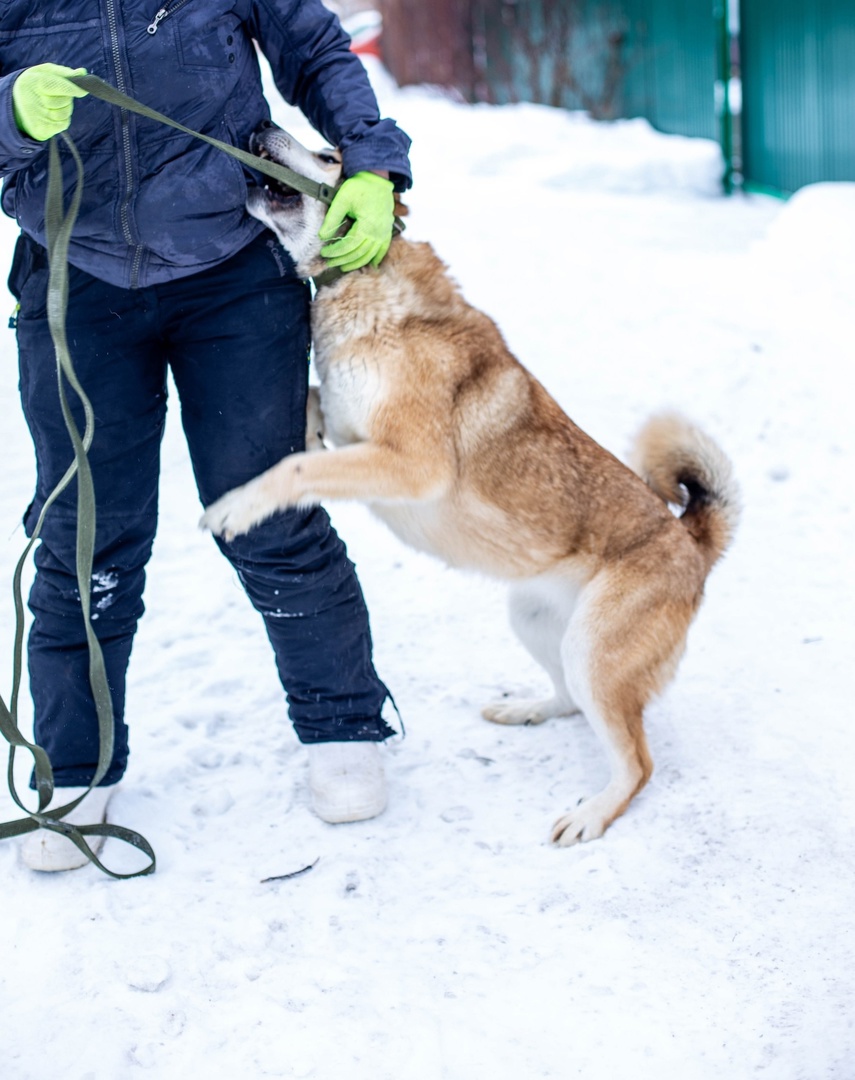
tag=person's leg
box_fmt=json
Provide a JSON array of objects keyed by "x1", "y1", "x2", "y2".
[
  {"x1": 162, "y1": 233, "x2": 394, "y2": 746},
  {"x1": 13, "y1": 235, "x2": 167, "y2": 789}
]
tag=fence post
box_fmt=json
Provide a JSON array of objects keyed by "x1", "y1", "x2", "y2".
[{"x1": 714, "y1": 0, "x2": 734, "y2": 193}]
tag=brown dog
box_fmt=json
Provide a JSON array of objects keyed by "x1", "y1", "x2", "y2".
[{"x1": 201, "y1": 124, "x2": 741, "y2": 844}]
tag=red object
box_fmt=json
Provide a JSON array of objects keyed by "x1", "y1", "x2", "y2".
[{"x1": 344, "y1": 11, "x2": 383, "y2": 59}]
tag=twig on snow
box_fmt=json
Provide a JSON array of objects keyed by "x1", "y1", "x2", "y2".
[{"x1": 260, "y1": 857, "x2": 319, "y2": 884}]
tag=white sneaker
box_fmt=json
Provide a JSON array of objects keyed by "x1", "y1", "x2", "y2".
[
  {"x1": 308, "y1": 742, "x2": 387, "y2": 824},
  {"x1": 21, "y1": 785, "x2": 116, "y2": 872}
]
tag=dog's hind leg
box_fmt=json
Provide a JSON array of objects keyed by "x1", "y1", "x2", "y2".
[
  {"x1": 482, "y1": 581, "x2": 581, "y2": 726},
  {"x1": 550, "y1": 567, "x2": 690, "y2": 844},
  {"x1": 305, "y1": 386, "x2": 326, "y2": 453}
]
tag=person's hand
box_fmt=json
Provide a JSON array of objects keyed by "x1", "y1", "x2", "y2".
[
  {"x1": 12, "y1": 63, "x2": 88, "y2": 142},
  {"x1": 319, "y1": 171, "x2": 395, "y2": 272}
]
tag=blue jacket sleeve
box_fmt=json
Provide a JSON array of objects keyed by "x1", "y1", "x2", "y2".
[
  {"x1": 248, "y1": 0, "x2": 412, "y2": 190},
  {"x1": 0, "y1": 70, "x2": 47, "y2": 175}
]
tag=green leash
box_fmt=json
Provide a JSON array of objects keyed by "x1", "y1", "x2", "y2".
[
  {"x1": 69, "y1": 74, "x2": 340, "y2": 206},
  {"x1": 0, "y1": 134, "x2": 155, "y2": 878},
  {"x1": 0, "y1": 77, "x2": 341, "y2": 879}
]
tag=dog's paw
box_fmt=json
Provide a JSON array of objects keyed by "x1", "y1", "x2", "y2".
[
  {"x1": 481, "y1": 696, "x2": 576, "y2": 726},
  {"x1": 200, "y1": 479, "x2": 271, "y2": 541},
  {"x1": 550, "y1": 796, "x2": 611, "y2": 846}
]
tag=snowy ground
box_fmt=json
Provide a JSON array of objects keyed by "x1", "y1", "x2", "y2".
[{"x1": 1, "y1": 59, "x2": 853, "y2": 1079}]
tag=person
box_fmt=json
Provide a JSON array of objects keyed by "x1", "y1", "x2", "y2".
[{"x1": 0, "y1": 1, "x2": 412, "y2": 872}]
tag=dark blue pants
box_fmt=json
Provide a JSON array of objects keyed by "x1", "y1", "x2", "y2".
[{"x1": 10, "y1": 231, "x2": 393, "y2": 788}]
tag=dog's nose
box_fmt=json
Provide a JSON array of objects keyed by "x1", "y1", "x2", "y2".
[{"x1": 257, "y1": 119, "x2": 275, "y2": 131}]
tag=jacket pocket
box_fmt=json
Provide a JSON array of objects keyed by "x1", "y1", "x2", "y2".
[
  {"x1": 0, "y1": 14, "x2": 103, "y2": 82},
  {"x1": 176, "y1": 8, "x2": 242, "y2": 70}
]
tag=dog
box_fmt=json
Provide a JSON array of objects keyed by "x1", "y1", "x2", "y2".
[{"x1": 201, "y1": 123, "x2": 741, "y2": 845}]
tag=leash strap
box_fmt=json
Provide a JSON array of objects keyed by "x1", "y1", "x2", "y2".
[
  {"x1": 69, "y1": 74, "x2": 339, "y2": 206},
  {"x1": 0, "y1": 134, "x2": 155, "y2": 878}
]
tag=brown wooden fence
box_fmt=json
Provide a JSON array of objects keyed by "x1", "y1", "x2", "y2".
[{"x1": 379, "y1": 0, "x2": 478, "y2": 97}]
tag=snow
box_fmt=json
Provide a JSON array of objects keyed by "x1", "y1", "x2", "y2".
[{"x1": 2, "y1": 57, "x2": 853, "y2": 1079}]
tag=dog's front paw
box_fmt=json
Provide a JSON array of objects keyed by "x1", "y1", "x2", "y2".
[{"x1": 200, "y1": 478, "x2": 272, "y2": 541}]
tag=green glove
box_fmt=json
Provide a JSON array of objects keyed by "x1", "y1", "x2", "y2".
[
  {"x1": 12, "y1": 63, "x2": 88, "y2": 142},
  {"x1": 319, "y1": 171, "x2": 395, "y2": 272}
]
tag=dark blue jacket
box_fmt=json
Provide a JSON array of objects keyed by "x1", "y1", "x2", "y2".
[{"x1": 0, "y1": 0, "x2": 412, "y2": 288}]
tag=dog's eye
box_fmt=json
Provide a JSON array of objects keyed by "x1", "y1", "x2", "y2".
[{"x1": 317, "y1": 154, "x2": 338, "y2": 165}]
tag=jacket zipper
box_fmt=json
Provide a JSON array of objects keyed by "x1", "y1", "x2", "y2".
[
  {"x1": 147, "y1": 0, "x2": 195, "y2": 34},
  {"x1": 105, "y1": 0, "x2": 142, "y2": 287}
]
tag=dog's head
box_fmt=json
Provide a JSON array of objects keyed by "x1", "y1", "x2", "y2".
[{"x1": 246, "y1": 121, "x2": 343, "y2": 275}]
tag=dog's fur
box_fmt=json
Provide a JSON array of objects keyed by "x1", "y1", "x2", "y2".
[{"x1": 201, "y1": 125, "x2": 741, "y2": 844}]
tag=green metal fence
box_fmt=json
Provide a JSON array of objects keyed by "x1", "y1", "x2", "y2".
[
  {"x1": 471, "y1": 0, "x2": 717, "y2": 138},
  {"x1": 740, "y1": 0, "x2": 855, "y2": 194},
  {"x1": 623, "y1": 0, "x2": 719, "y2": 138}
]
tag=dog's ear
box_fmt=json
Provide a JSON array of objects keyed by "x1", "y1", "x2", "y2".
[{"x1": 393, "y1": 194, "x2": 410, "y2": 218}]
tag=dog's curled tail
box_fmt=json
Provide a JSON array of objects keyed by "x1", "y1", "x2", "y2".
[{"x1": 631, "y1": 412, "x2": 741, "y2": 568}]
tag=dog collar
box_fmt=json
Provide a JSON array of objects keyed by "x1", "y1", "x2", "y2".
[{"x1": 312, "y1": 266, "x2": 344, "y2": 290}]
